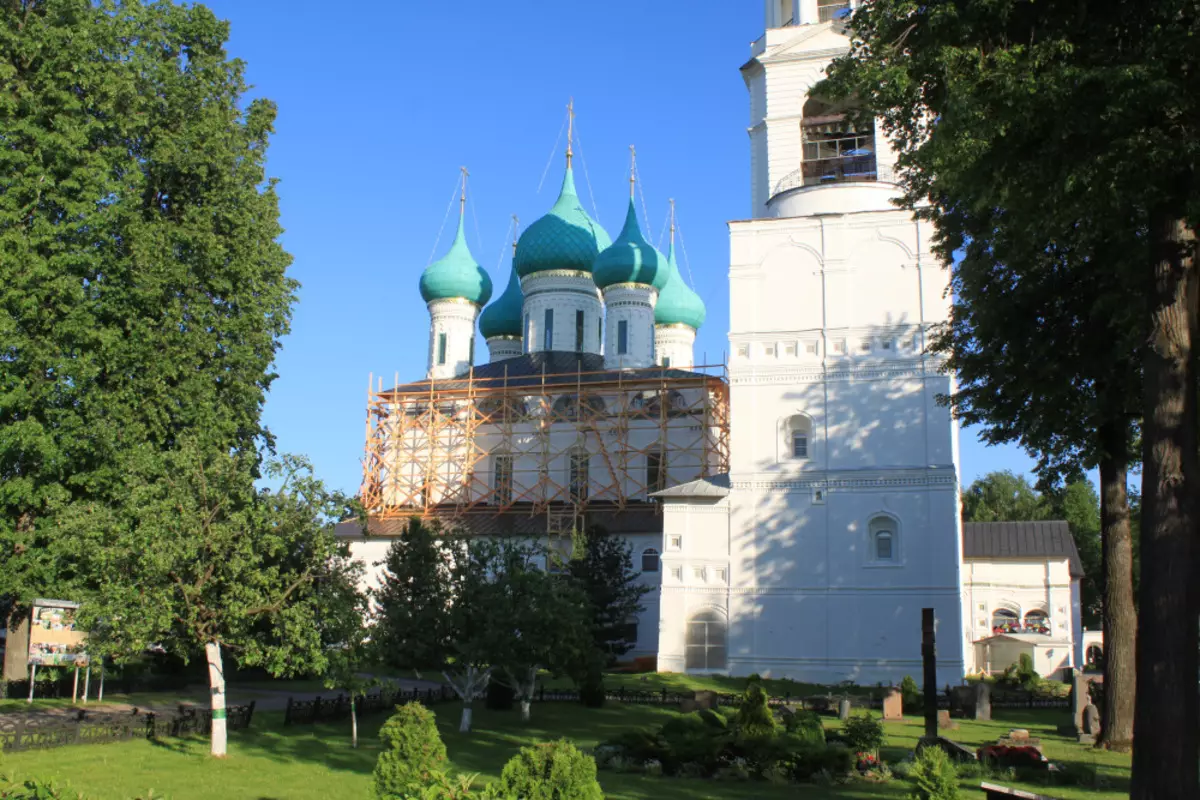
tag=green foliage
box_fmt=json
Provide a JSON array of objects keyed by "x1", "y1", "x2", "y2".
[
  {"x1": 909, "y1": 746, "x2": 960, "y2": 800},
  {"x1": 372, "y1": 703, "x2": 449, "y2": 799},
  {"x1": 840, "y1": 712, "x2": 884, "y2": 754},
  {"x1": 781, "y1": 708, "x2": 825, "y2": 745},
  {"x1": 900, "y1": 675, "x2": 921, "y2": 711},
  {"x1": 697, "y1": 708, "x2": 727, "y2": 730},
  {"x1": 486, "y1": 678, "x2": 516, "y2": 711},
  {"x1": 373, "y1": 519, "x2": 454, "y2": 674},
  {"x1": 788, "y1": 743, "x2": 855, "y2": 782},
  {"x1": 733, "y1": 682, "x2": 778, "y2": 737},
  {"x1": 1000, "y1": 653, "x2": 1041, "y2": 690},
  {"x1": 495, "y1": 740, "x2": 603, "y2": 800},
  {"x1": 0, "y1": 0, "x2": 296, "y2": 611},
  {"x1": 566, "y1": 530, "x2": 650, "y2": 665}
]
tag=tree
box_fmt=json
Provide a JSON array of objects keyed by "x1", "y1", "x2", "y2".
[
  {"x1": 371, "y1": 518, "x2": 454, "y2": 679},
  {"x1": 489, "y1": 543, "x2": 591, "y2": 722},
  {"x1": 73, "y1": 445, "x2": 358, "y2": 757},
  {"x1": 817, "y1": 0, "x2": 1192, "y2": 767},
  {"x1": 960, "y1": 472, "x2": 1050, "y2": 524},
  {"x1": 566, "y1": 530, "x2": 650, "y2": 665},
  {"x1": 319, "y1": 577, "x2": 372, "y2": 749},
  {"x1": 0, "y1": 0, "x2": 294, "y2": 649}
]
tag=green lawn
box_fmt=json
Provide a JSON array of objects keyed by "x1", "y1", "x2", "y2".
[
  {"x1": 1, "y1": 697, "x2": 1129, "y2": 799},
  {"x1": 539, "y1": 670, "x2": 868, "y2": 698}
]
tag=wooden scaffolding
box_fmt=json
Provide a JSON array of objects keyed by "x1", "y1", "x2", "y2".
[{"x1": 360, "y1": 362, "x2": 730, "y2": 523}]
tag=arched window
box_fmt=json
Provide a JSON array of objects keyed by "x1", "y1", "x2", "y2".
[
  {"x1": 1023, "y1": 609, "x2": 1050, "y2": 635},
  {"x1": 641, "y1": 548, "x2": 660, "y2": 573},
  {"x1": 783, "y1": 414, "x2": 812, "y2": 461},
  {"x1": 569, "y1": 447, "x2": 589, "y2": 502},
  {"x1": 868, "y1": 515, "x2": 898, "y2": 562},
  {"x1": 1085, "y1": 645, "x2": 1104, "y2": 668},
  {"x1": 685, "y1": 610, "x2": 727, "y2": 671},
  {"x1": 492, "y1": 453, "x2": 512, "y2": 506},
  {"x1": 991, "y1": 607, "x2": 1020, "y2": 634}
]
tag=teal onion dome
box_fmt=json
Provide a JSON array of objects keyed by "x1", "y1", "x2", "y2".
[
  {"x1": 479, "y1": 260, "x2": 523, "y2": 339},
  {"x1": 419, "y1": 213, "x2": 493, "y2": 306},
  {"x1": 593, "y1": 200, "x2": 668, "y2": 290},
  {"x1": 514, "y1": 166, "x2": 611, "y2": 277},
  {"x1": 654, "y1": 239, "x2": 706, "y2": 330}
]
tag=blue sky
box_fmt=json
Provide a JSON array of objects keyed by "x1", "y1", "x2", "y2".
[{"x1": 203, "y1": 0, "x2": 1042, "y2": 496}]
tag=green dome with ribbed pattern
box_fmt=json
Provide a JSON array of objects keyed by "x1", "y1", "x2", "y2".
[
  {"x1": 593, "y1": 200, "x2": 668, "y2": 290},
  {"x1": 479, "y1": 259, "x2": 523, "y2": 339},
  {"x1": 419, "y1": 213, "x2": 493, "y2": 306},
  {"x1": 514, "y1": 166, "x2": 611, "y2": 277},
  {"x1": 654, "y1": 239, "x2": 706, "y2": 330}
]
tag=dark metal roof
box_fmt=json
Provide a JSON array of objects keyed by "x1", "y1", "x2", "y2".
[
  {"x1": 336, "y1": 506, "x2": 663, "y2": 539},
  {"x1": 388, "y1": 351, "x2": 717, "y2": 393},
  {"x1": 962, "y1": 520, "x2": 1084, "y2": 579}
]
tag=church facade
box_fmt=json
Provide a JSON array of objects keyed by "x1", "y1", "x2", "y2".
[{"x1": 340, "y1": 0, "x2": 1083, "y2": 686}]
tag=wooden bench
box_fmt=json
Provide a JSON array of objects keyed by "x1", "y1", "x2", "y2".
[{"x1": 981, "y1": 783, "x2": 1062, "y2": 800}]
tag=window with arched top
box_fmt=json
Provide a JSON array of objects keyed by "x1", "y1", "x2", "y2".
[
  {"x1": 685, "y1": 610, "x2": 727, "y2": 671},
  {"x1": 568, "y1": 447, "x2": 589, "y2": 502},
  {"x1": 868, "y1": 515, "x2": 898, "y2": 563},
  {"x1": 783, "y1": 414, "x2": 813, "y2": 461},
  {"x1": 641, "y1": 548, "x2": 660, "y2": 573},
  {"x1": 1023, "y1": 609, "x2": 1050, "y2": 635},
  {"x1": 991, "y1": 607, "x2": 1020, "y2": 634}
]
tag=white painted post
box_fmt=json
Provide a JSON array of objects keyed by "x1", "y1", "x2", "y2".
[
  {"x1": 83, "y1": 665, "x2": 91, "y2": 703},
  {"x1": 27, "y1": 663, "x2": 36, "y2": 703},
  {"x1": 72, "y1": 667, "x2": 79, "y2": 703},
  {"x1": 205, "y1": 641, "x2": 228, "y2": 757}
]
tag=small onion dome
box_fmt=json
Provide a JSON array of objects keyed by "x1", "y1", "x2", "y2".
[
  {"x1": 419, "y1": 213, "x2": 493, "y2": 306},
  {"x1": 654, "y1": 238, "x2": 706, "y2": 330},
  {"x1": 479, "y1": 259, "x2": 523, "y2": 339},
  {"x1": 593, "y1": 200, "x2": 668, "y2": 290},
  {"x1": 515, "y1": 166, "x2": 611, "y2": 277}
]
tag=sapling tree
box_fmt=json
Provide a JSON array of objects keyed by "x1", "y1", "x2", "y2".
[{"x1": 75, "y1": 444, "x2": 358, "y2": 757}]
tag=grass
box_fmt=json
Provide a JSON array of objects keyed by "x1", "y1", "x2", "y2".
[
  {"x1": 0, "y1": 678, "x2": 1130, "y2": 800},
  {"x1": 539, "y1": 670, "x2": 867, "y2": 699}
]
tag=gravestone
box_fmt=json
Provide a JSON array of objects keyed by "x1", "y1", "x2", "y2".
[
  {"x1": 838, "y1": 697, "x2": 851, "y2": 720},
  {"x1": 1081, "y1": 703, "x2": 1100, "y2": 742},
  {"x1": 881, "y1": 687, "x2": 903, "y2": 720},
  {"x1": 973, "y1": 681, "x2": 992, "y2": 721},
  {"x1": 693, "y1": 690, "x2": 717, "y2": 710},
  {"x1": 937, "y1": 709, "x2": 959, "y2": 730}
]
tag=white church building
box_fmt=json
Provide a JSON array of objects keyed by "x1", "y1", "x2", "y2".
[{"x1": 339, "y1": 0, "x2": 1086, "y2": 687}]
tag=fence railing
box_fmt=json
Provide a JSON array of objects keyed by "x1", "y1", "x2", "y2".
[
  {"x1": 284, "y1": 686, "x2": 456, "y2": 726},
  {"x1": 0, "y1": 703, "x2": 255, "y2": 753}
]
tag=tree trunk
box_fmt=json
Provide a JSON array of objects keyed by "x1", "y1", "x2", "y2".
[
  {"x1": 1131, "y1": 214, "x2": 1199, "y2": 799},
  {"x1": 205, "y1": 641, "x2": 228, "y2": 758},
  {"x1": 459, "y1": 703, "x2": 473, "y2": 733},
  {"x1": 351, "y1": 697, "x2": 358, "y2": 749},
  {"x1": 1095, "y1": 438, "x2": 1136, "y2": 751}
]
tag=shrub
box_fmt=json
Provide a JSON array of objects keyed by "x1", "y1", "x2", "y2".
[
  {"x1": 496, "y1": 739, "x2": 604, "y2": 800},
  {"x1": 782, "y1": 707, "x2": 825, "y2": 745},
  {"x1": 900, "y1": 675, "x2": 921, "y2": 710},
  {"x1": 578, "y1": 667, "x2": 606, "y2": 709},
  {"x1": 372, "y1": 703, "x2": 448, "y2": 799},
  {"x1": 789, "y1": 742, "x2": 854, "y2": 781},
  {"x1": 840, "y1": 711, "x2": 885, "y2": 754},
  {"x1": 909, "y1": 745, "x2": 960, "y2": 800},
  {"x1": 486, "y1": 678, "x2": 516, "y2": 711},
  {"x1": 733, "y1": 682, "x2": 778, "y2": 736},
  {"x1": 697, "y1": 708, "x2": 727, "y2": 729}
]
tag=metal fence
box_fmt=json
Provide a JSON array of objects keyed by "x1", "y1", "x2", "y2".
[
  {"x1": 284, "y1": 686, "x2": 457, "y2": 725},
  {"x1": 0, "y1": 703, "x2": 256, "y2": 753}
]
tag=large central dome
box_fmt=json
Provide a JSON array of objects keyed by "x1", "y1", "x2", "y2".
[{"x1": 514, "y1": 166, "x2": 611, "y2": 277}]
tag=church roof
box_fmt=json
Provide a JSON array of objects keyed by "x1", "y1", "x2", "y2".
[
  {"x1": 962, "y1": 520, "x2": 1083, "y2": 579},
  {"x1": 514, "y1": 166, "x2": 611, "y2": 278},
  {"x1": 419, "y1": 211, "x2": 493, "y2": 306},
  {"x1": 654, "y1": 238, "x2": 706, "y2": 329},
  {"x1": 651, "y1": 473, "x2": 730, "y2": 499},
  {"x1": 478, "y1": 258, "x2": 523, "y2": 339},
  {"x1": 593, "y1": 200, "x2": 668, "y2": 290},
  {"x1": 387, "y1": 351, "x2": 715, "y2": 392}
]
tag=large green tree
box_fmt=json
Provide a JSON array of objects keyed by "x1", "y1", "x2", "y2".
[
  {"x1": 820, "y1": 1, "x2": 1197, "y2": 775},
  {"x1": 0, "y1": 0, "x2": 295, "y2": 610}
]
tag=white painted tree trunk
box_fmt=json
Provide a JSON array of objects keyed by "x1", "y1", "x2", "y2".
[
  {"x1": 444, "y1": 666, "x2": 489, "y2": 734},
  {"x1": 506, "y1": 665, "x2": 539, "y2": 723},
  {"x1": 520, "y1": 699, "x2": 531, "y2": 721},
  {"x1": 351, "y1": 697, "x2": 358, "y2": 749},
  {"x1": 459, "y1": 705, "x2": 473, "y2": 733},
  {"x1": 205, "y1": 641, "x2": 228, "y2": 758}
]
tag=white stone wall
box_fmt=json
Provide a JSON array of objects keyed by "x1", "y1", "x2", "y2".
[
  {"x1": 602, "y1": 284, "x2": 657, "y2": 369},
  {"x1": 520, "y1": 272, "x2": 603, "y2": 355},
  {"x1": 486, "y1": 336, "x2": 522, "y2": 362},
  {"x1": 426, "y1": 299, "x2": 480, "y2": 380},
  {"x1": 655, "y1": 324, "x2": 697, "y2": 369},
  {"x1": 961, "y1": 558, "x2": 1077, "y2": 672}
]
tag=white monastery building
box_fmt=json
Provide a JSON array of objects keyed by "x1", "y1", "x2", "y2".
[{"x1": 339, "y1": 0, "x2": 1087, "y2": 686}]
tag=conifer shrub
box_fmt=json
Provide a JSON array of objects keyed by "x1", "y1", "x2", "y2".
[
  {"x1": 782, "y1": 707, "x2": 826, "y2": 745},
  {"x1": 734, "y1": 682, "x2": 778, "y2": 736},
  {"x1": 900, "y1": 675, "x2": 921, "y2": 710},
  {"x1": 496, "y1": 740, "x2": 604, "y2": 800},
  {"x1": 909, "y1": 745, "x2": 960, "y2": 800},
  {"x1": 372, "y1": 702, "x2": 448, "y2": 799}
]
